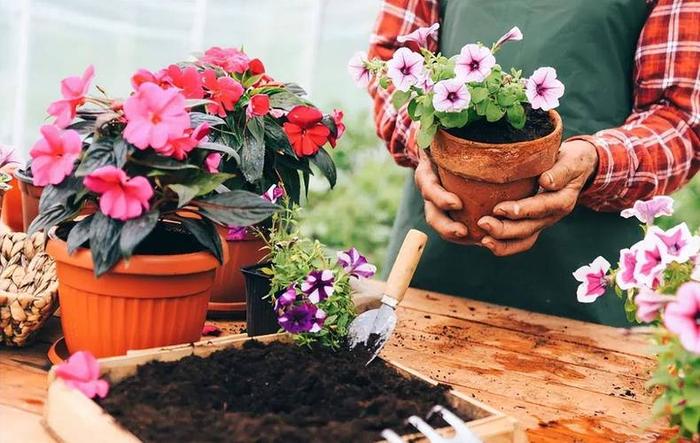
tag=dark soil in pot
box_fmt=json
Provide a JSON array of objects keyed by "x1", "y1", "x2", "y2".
[
  {"x1": 447, "y1": 106, "x2": 554, "y2": 143},
  {"x1": 99, "y1": 340, "x2": 464, "y2": 443}
]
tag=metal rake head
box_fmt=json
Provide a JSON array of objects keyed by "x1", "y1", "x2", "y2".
[{"x1": 380, "y1": 405, "x2": 482, "y2": 443}]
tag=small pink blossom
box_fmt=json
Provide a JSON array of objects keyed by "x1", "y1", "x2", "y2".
[
  {"x1": 620, "y1": 196, "x2": 674, "y2": 225},
  {"x1": 83, "y1": 166, "x2": 153, "y2": 221},
  {"x1": 29, "y1": 125, "x2": 82, "y2": 186},
  {"x1": 573, "y1": 256, "x2": 611, "y2": 303},
  {"x1": 123, "y1": 83, "x2": 190, "y2": 150},
  {"x1": 226, "y1": 226, "x2": 247, "y2": 241},
  {"x1": 432, "y1": 79, "x2": 471, "y2": 113},
  {"x1": 199, "y1": 46, "x2": 250, "y2": 74},
  {"x1": 162, "y1": 64, "x2": 205, "y2": 100},
  {"x1": 130, "y1": 68, "x2": 168, "y2": 90},
  {"x1": 386, "y1": 47, "x2": 424, "y2": 92},
  {"x1": 336, "y1": 247, "x2": 376, "y2": 279},
  {"x1": 158, "y1": 123, "x2": 209, "y2": 160},
  {"x1": 347, "y1": 51, "x2": 371, "y2": 88},
  {"x1": 454, "y1": 44, "x2": 495, "y2": 83},
  {"x1": 55, "y1": 351, "x2": 109, "y2": 399},
  {"x1": 634, "y1": 236, "x2": 667, "y2": 288},
  {"x1": 648, "y1": 223, "x2": 700, "y2": 265},
  {"x1": 397, "y1": 23, "x2": 440, "y2": 49},
  {"x1": 262, "y1": 184, "x2": 284, "y2": 204},
  {"x1": 616, "y1": 243, "x2": 642, "y2": 290},
  {"x1": 635, "y1": 287, "x2": 672, "y2": 323},
  {"x1": 47, "y1": 65, "x2": 95, "y2": 128},
  {"x1": 201, "y1": 324, "x2": 221, "y2": 336},
  {"x1": 526, "y1": 67, "x2": 565, "y2": 111},
  {"x1": 204, "y1": 152, "x2": 222, "y2": 173},
  {"x1": 664, "y1": 282, "x2": 700, "y2": 354},
  {"x1": 493, "y1": 26, "x2": 523, "y2": 50}
]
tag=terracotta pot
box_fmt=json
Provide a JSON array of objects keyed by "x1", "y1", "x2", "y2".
[
  {"x1": 1, "y1": 176, "x2": 23, "y2": 232},
  {"x1": 46, "y1": 236, "x2": 220, "y2": 358},
  {"x1": 431, "y1": 110, "x2": 563, "y2": 242},
  {"x1": 209, "y1": 234, "x2": 267, "y2": 316},
  {"x1": 14, "y1": 169, "x2": 42, "y2": 232},
  {"x1": 241, "y1": 262, "x2": 280, "y2": 337}
]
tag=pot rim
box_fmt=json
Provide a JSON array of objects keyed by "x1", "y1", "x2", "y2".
[
  {"x1": 436, "y1": 109, "x2": 562, "y2": 149},
  {"x1": 13, "y1": 168, "x2": 33, "y2": 184}
]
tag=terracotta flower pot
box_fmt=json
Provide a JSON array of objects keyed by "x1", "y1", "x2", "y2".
[
  {"x1": 46, "y1": 236, "x2": 220, "y2": 358},
  {"x1": 431, "y1": 110, "x2": 563, "y2": 241},
  {"x1": 1, "y1": 176, "x2": 24, "y2": 232},
  {"x1": 14, "y1": 169, "x2": 42, "y2": 232},
  {"x1": 209, "y1": 234, "x2": 267, "y2": 316}
]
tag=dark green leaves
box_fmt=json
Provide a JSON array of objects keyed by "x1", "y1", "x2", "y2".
[
  {"x1": 75, "y1": 140, "x2": 116, "y2": 176},
  {"x1": 168, "y1": 172, "x2": 234, "y2": 207},
  {"x1": 89, "y1": 211, "x2": 123, "y2": 277},
  {"x1": 29, "y1": 177, "x2": 83, "y2": 235},
  {"x1": 192, "y1": 190, "x2": 278, "y2": 226},
  {"x1": 119, "y1": 210, "x2": 158, "y2": 259},
  {"x1": 189, "y1": 112, "x2": 226, "y2": 128},
  {"x1": 176, "y1": 216, "x2": 224, "y2": 263},
  {"x1": 310, "y1": 148, "x2": 337, "y2": 188},
  {"x1": 135, "y1": 153, "x2": 198, "y2": 171},
  {"x1": 268, "y1": 90, "x2": 305, "y2": 111},
  {"x1": 66, "y1": 216, "x2": 93, "y2": 254},
  {"x1": 240, "y1": 117, "x2": 265, "y2": 182}
]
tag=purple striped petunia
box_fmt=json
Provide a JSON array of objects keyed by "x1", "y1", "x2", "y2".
[
  {"x1": 277, "y1": 303, "x2": 326, "y2": 334},
  {"x1": 301, "y1": 269, "x2": 335, "y2": 303},
  {"x1": 336, "y1": 247, "x2": 376, "y2": 279},
  {"x1": 274, "y1": 285, "x2": 298, "y2": 311}
]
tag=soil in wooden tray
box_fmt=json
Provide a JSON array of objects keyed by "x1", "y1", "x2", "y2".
[
  {"x1": 447, "y1": 105, "x2": 554, "y2": 143},
  {"x1": 99, "y1": 340, "x2": 465, "y2": 443}
]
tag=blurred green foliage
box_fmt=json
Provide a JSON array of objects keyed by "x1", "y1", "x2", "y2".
[{"x1": 657, "y1": 176, "x2": 700, "y2": 231}]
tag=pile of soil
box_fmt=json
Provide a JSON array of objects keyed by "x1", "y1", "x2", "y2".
[
  {"x1": 99, "y1": 340, "x2": 462, "y2": 443},
  {"x1": 447, "y1": 106, "x2": 554, "y2": 143}
]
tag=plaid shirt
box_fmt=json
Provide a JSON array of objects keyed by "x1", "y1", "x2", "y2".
[{"x1": 368, "y1": 0, "x2": 700, "y2": 211}]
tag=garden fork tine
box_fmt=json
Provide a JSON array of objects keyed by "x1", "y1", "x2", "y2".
[{"x1": 381, "y1": 405, "x2": 482, "y2": 443}]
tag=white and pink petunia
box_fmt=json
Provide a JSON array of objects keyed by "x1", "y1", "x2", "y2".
[
  {"x1": 493, "y1": 26, "x2": 523, "y2": 50},
  {"x1": 616, "y1": 241, "x2": 645, "y2": 290},
  {"x1": 397, "y1": 23, "x2": 440, "y2": 49},
  {"x1": 664, "y1": 282, "x2": 700, "y2": 354},
  {"x1": 634, "y1": 236, "x2": 668, "y2": 288},
  {"x1": 620, "y1": 196, "x2": 674, "y2": 225},
  {"x1": 525, "y1": 67, "x2": 565, "y2": 111},
  {"x1": 386, "y1": 47, "x2": 425, "y2": 91},
  {"x1": 648, "y1": 223, "x2": 700, "y2": 265},
  {"x1": 454, "y1": 44, "x2": 496, "y2": 83},
  {"x1": 432, "y1": 79, "x2": 471, "y2": 113},
  {"x1": 635, "y1": 287, "x2": 672, "y2": 323},
  {"x1": 347, "y1": 51, "x2": 371, "y2": 88},
  {"x1": 336, "y1": 247, "x2": 377, "y2": 279},
  {"x1": 573, "y1": 256, "x2": 611, "y2": 303}
]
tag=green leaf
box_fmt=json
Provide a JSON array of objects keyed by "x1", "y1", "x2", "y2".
[
  {"x1": 119, "y1": 210, "x2": 158, "y2": 259},
  {"x1": 497, "y1": 90, "x2": 517, "y2": 107},
  {"x1": 113, "y1": 137, "x2": 129, "y2": 168},
  {"x1": 485, "y1": 101, "x2": 505, "y2": 122},
  {"x1": 177, "y1": 217, "x2": 224, "y2": 263},
  {"x1": 379, "y1": 77, "x2": 389, "y2": 89},
  {"x1": 189, "y1": 112, "x2": 226, "y2": 127},
  {"x1": 283, "y1": 82, "x2": 307, "y2": 96},
  {"x1": 407, "y1": 99, "x2": 419, "y2": 120},
  {"x1": 391, "y1": 90, "x2": 411, "y2": 109},
  {"x1": 66, "y1": 215, "x2": 93, "y2": 254},
  {"x1": 75, "y1": 139, "x2": 116, "y2": 176},
  {"x1": 436, "y1": 110, "x2": 469, "y2": 129},
  {"x1": 169, "y1": 183, "x2": 200, "y2": 208},
  {"x1": 420, "y1": 109, "x2": 434, "y2": 129},
  {"x1": 474, "y1": 100, "x2": 488, "y2": 116},
  {"x1": 309, "y1": 148, "x2": 337, "y2": 188},
  {"x1": 470, "y1": 87, "x2": 489, "y2": 104},
  {"x1": 197, "y1": 141, "x2": 239, "y2": 161},
  {"x1": 506, "y1": 104, "x2": 526, "y2": 129},
  {"x1": 240, "y1": 117, "x2": 266, "y2": 182},
  {"x1": 264, "y1": 117, "x2": 296, "y2": 158},
  {"x1": 39, "y1": 176, "x2": 82, "y2": 213},
  {"x1": 681, "y1": 407, "x2": 700, "y2": 434},
  {"x1": 192, "y1": 190, "x2": 279, "y2": 226},
  {"x1": 416, "y1": 124, "x2": 438, "y2": 149},
  {"x1": 135, "y1": 153, "x2": 199, "y2": 171},
  {"x1": 268, "y1": 90, "x2": 305, "y2": 110},
  {"x1": 89, "y1": 211, "x2": 123, "y2": 277},
  {"x1": 66, "y1": 120, "x2": 96, "y2": 135},
  {"x1": 278, "y1": 166, "x2": 301, "y2": 204}
]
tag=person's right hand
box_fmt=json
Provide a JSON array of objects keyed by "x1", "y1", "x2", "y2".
[{"x1": 414, "y1": 149, "x2": 470, "y2": 243}]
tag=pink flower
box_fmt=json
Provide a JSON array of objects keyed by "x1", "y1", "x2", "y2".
[
  {"x1": 204, "y1": 153, "x2": 222, "y2": 173},
  {"x1": 202, "y1": 70, "x2": 244, "y2": 118},
  {"x1": 347, "y1": 51, "x2": 371, "y2": 88},
  {"x1": 270, "y1": 109, "x2": 287, "y2": 119},
  {"x1": 246, "y1": 94, "x2": 271, "y2": 118},
  {"x1": 634, "y1": 236, "x2": 667, "y2": 288},
  {"x1": 29, "y1": 125, "x2": 82, "y2": 186},
  {"x1": 386, "y1": 47, "x2": 424, "y2": 92},
  {"x1": 397, "y1": 23, "x2": 440, "y2": 49},
  {"x1": 123, "y1": 83, "x2": 190, "y2": 150},
  {"x1": 83, "y1": 166, "x2": 153, "y2": 221},
  {"x1": 454, "y1": 44, "x2": 495, "y2": 83},
  {"x1": 158, "y1": 123, "x2": 209, "y2": 160},
  {"x1": 648, "y1": 223, "x2": 700, "y2": 265},
  {"x1": 226, "y1": 226, "x2": 247, "y2": 241},
  {"x1": 47, "y1": 65, "x2": 95, "y2": 128},
  {"x1": 199, "y1": 46, "x2": 250, "y2": 74},
  {"x1": 526, "y1": 67, "x2": 565, "y2": 111},
  {"x1": 573, "y1": 256, "x2": 611, "y2": 303},
  {"x1": 163, "y1": 64, "x2": 204, "y2": 99},
  {"x1": 432, "y1": 79, "x2": 471, "y2": 112},
  {"x1": 493, "y1": 26, "x2": 523, "y2": 50},
  {"x1": 620, "y1": 196, "x2": 674, "y2": 225},
  {"x1": 130, "y1": 68, "x2": 168, "y2": 90},
  {"x1": 416, "y1": 72, "x2": 435, "y2": 93},
  {"x1": 262, "y1": 184, "x2": 284, "y2": 203},
  {"x1": 635, "y1": 287, "x2": 671, "y2": 323},
  {"x1": 616, "y1": 242, "x2": 644, "y2": 290},
  {"x1": 664, "y1": 282, "x2": 700, "y2": 354},
  {"x1": 55, "y1": 351, "x2": 109, "y2": 399},
  {"x1": 201, "y1": 324, "x2": 221, "y2": 336}
]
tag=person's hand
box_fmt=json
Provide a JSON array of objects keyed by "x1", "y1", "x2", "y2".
[
  {"x1": 414, "y1": 148, "x2": 470, "y2": 243},
  {"x1": 477, "y1": 139, "x2": 599, "y2": 256}
]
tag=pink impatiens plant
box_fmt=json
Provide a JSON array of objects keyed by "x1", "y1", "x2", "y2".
[{"x1": 574, "y1": 196, "x2": 700, "y2": 439}]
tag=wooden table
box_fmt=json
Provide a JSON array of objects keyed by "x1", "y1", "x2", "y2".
[{"x1": 1, "y1": 283, "x2": 673, "y2": 442}]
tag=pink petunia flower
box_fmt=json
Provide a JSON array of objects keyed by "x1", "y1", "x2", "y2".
[
  {"x1": 262, "y1": 184, "x2": 284, "y2": 204},
  {"x1": 158, "y1": 123, "x2": 209, "y2": 160},
  {"x1": 336, "y1": 247, "x2": 376, "y2": 279},
  {"x1": 204, "y1": 152, "x2": 222, "y2": 173},
  {"x1": 634, "y1": 236, "x2": 668, "y2": 288},
  {"x1": 648, "y1": 223, "x2": 700, "y2": 265},
  {"x1": 201, "y1": 70, "x2": 244, "y2": 118},
  {"x1": 620, "y1": 196, "x2": 674, "y2": 225},
  {"x1": 347, "y1": 51, "x2": 371, "y2": 88},
  {"x1": 55, "y1": 351, "x2": 109, "y2": 399},
  {"x1": 225, "y1": 226, "x2": 247, "y2": 241},
  {"x1": 664, "y1": 282, "x2": 700, "y2": 354},
  {"x1": 454, "y1": 44, "x2": 496, "y2": 83},
  {"x1": 163, "y1": 64, "x2": 204, "y2": 100},
  {"x1": 246, "y1": 94, "x2": 271, "y2": 119},
  {"x1": 123, "y1": 83, "x2": 190, "y2": 150},
  {"x1": 416, "y1": 72, "x2": 435, "y2": 93},
  {"x1": 616, "y1": 242, "x2": 644, "y2": 291},
  {"x1": 432, "y1": 78, "x2": 471, "y2": 113},
  {"x1": 199, "y1": 46, "x2": 251, "y2": 74},
  {"x1": 526, "y1": 67, "x2": 565, "y2": 111},
  {"x1": 29, "y1": 125, "x2": 82, "y2": 186},
  {"x1": 493, "y1": 26, "x2": 523, "y2": 50},
  {"x1": 573, "y1": 256, "x2": 611, "y2": 303},
  {"x1": 47, "y1": 65, "x2": 95, "y2": 128},
  {"x1": 386, "y1": 47, "x2": 424, "y2": 92},
  {"x1": 397, "y1": 23, "x2": 440, "y2": 49},
  {"x1": 635, "y1": 287, "x2": 672, "y2": 323},
  {"x1": 83, "y1": 166, "x2": 153, "y2": 221}
]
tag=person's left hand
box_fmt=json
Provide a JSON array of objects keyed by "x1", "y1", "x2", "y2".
[{"x1": 477, "y1": 139, "x2": 599, "y2": 256}]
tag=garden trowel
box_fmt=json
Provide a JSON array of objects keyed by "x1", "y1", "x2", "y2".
[{"x1": 348, "y1": 229, "x2": 428, "y2": 364}]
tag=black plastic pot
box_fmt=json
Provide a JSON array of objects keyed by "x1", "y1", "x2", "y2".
[{"x1": 241, "y1": 262, "x2": 280, "y2": 337}]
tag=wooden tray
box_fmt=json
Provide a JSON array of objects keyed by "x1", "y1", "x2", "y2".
[{"x1": 44, "y1": 334, "x2": 527, "y2": 443}]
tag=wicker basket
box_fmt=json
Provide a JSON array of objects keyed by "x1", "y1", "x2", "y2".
[{"x1": 0, "y1": 232, "x2": 59, "y2": 346}]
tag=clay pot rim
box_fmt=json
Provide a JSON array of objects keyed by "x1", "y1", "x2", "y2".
[
  {"x1": 13, "y1": 168, "x2": 33, "y2": 184},
  {"x1": 436, "y1": 109, "x2": 562, "y2": 150}
]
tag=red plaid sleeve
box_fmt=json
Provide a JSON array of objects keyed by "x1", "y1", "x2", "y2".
[
  {"x1": 576, "y1": 0, "x2": 700, "y2": 211},
  {"x1": 367, "y1": 0, "x2": 440, "y2": 167}
]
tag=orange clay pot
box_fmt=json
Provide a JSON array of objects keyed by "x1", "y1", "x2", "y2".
[
  {"x1": 431, "y1": 110, "x2": 563, "y2": 242},
  {"x1": 15, "y1": 170, "x2": 43, "y2": 232},
  {"x1": 46, "y1": 236, "x2": 221, "y2": 358},
  {"x1": 209, "y1": 231, "x2": 267, "y2": 316},
  {"x1": 1, "y1": 174, "x2": 23, "y2": 231}
]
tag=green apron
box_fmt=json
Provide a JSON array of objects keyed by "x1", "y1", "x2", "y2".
[{"x1": 384, "y1": 0, "x2": 650, "y2": 326}]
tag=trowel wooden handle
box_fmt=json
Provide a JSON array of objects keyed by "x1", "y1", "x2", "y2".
[{"x1": 384, "y1": 229, "x2": 428, "y2": 303}]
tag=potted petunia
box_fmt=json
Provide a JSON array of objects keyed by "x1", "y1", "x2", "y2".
[
  {"x1": 574, "y1": 196, "x2": 700, "y2": 440},
  {"x1": 351, "y1": 25, "x2": 564, "y2": 240},
  {"x1": 127, "y1": 47, "x2": 344, "y2": 315},
  {"x1": 27, "y1": 64, "x2": 279, "y2": 358}
]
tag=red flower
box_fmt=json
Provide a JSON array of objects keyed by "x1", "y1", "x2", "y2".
[
  {"x1": 246, "y1": 94, "x2": 270, "y2": 118},
  {"x1": 163, "y1": 64, "x2": 204, "y2": 100},
  {"x1": 249, "y1": 58, "x2": 266, "y2": 75},
  {"x1": 283, "y1": 106, "x2": 330, "y2": 157},
  {"x1": 201, "y1": 70, "x2": 244, "y2": 117},
  {"x1": 328, "y1": 109, "x2": 345, "y2": 148}
]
